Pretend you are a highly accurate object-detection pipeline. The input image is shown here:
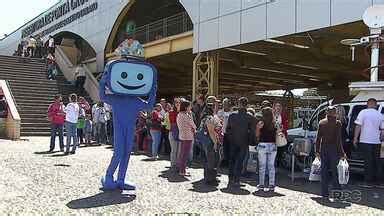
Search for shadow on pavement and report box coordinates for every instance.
[50,153,70,157]
[311,197,351,208]
[158,169,189,183]
[54,164,71,167]
[67,190,136,209]
[274,171,384,210]
[34,151,59,155]
[189,179,218,193]
[220,187,250,195]
[252,190,285,198]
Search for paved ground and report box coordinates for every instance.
[0,137,383,215]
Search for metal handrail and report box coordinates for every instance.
[127,12,193,45]
[5,80,18,108]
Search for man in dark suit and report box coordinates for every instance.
[226,97,256,188]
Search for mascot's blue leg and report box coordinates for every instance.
[116,127,136,190]
[101,125,124,190]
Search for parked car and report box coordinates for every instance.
[286,99,384,173]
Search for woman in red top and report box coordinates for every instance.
[150,104,163,160]
[47,95,66,152]
[168,98,181,170]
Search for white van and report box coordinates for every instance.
[287,100,384,173]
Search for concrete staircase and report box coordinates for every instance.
[0,55,91,136]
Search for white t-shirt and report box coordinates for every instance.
[49,38,55,47]
[65,102,80,124]
[355,108,384,144]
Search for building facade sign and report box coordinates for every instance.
[21,0,98,38]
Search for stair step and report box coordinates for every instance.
[8,79,58,85]
[21,122,51,127]
[0,55,46,63]
[0,55,93,136]
[13,95,55,101]
[10,86,59,93]
[21,127,51,132]
[0,64,46,71]
[20,114,48,119]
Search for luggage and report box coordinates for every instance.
[309,157,321,181]
[337,159,349,185]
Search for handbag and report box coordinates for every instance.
[380,141,384,158]
[276,131,287,147]
[196,117,212,147]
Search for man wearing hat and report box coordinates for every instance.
[315,105,346,200]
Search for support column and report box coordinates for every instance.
[96,52,105,74]
[192,52,219,99]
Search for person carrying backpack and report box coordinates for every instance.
[197,96,222,186]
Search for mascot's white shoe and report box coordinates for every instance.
[117,180,136,190]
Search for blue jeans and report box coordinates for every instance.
[150,130,161,157]
[257,143,277,187]
[65,121,78,153]
[50,124,64,151]
[96,122,106,144]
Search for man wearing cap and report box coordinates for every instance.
[315,105,346,199]
[353,98,384,188]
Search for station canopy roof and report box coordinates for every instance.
[150,21,381,96]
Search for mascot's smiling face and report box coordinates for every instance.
[109,61,154,96]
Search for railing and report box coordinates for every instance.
[56,46,100,101]
[0,80,21,139]
[128,12,193,45]
[5,80,18,109]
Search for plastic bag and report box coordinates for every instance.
[309,157,321,181]
[337,159,349,185]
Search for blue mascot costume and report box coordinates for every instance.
[99,56,157,190]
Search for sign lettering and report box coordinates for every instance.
[21,0,98,38]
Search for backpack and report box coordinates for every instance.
[196,117,213,146]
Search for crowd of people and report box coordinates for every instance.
[47,92,384,200]
[48,94,114,155]
[131,94,290,190]
[14,35,55,59]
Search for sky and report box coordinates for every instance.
[0,0,59,39]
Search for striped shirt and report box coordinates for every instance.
[176,112,196,141]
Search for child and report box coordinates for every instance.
[95,102,107,144]
[77,108,86,146]
[85,114,93,145]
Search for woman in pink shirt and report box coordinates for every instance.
[176,100,196,176]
